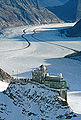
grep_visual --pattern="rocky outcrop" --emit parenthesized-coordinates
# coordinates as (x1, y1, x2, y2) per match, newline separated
(0, 68, 13, 83)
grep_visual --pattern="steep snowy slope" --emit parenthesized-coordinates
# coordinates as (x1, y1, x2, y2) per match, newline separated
(0, 82, 78, 120)
(0, 81, 9, 92)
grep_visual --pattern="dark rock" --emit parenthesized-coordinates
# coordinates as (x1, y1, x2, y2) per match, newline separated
(0, 68, 13, 83)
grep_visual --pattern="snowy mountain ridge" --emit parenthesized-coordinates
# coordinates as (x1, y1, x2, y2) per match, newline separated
(0, 81, 77, 120)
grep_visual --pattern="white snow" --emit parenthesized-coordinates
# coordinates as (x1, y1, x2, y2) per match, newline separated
(0, 23, 81, 118)
(0, 92, 24, 120)
(67, 91, 81, 114)
(0, 82, 77, 120)
(0, 81, 9, 92)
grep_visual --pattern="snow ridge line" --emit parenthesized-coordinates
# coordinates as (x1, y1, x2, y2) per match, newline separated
(32, 29, 79, 53)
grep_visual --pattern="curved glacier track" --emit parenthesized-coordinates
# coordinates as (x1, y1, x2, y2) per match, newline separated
(21, 29, 31, 48)
(32, 29, 79, 53)
(0, 29, 31, 52)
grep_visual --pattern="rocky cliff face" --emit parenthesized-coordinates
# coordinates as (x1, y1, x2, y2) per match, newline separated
(0, 68, 13, 82)
(0, 0, 62, 30)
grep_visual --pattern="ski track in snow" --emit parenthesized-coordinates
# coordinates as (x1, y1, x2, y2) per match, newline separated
(0, 23, 81, 118)
(21, 29, 31, 48)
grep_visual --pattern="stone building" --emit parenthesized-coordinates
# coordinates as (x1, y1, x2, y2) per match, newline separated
(32, 65, 68, 101)
(32, 65, 67, 89)
(32, 65, 48, 83)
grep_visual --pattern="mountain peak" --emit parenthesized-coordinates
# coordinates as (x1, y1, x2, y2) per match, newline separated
(0, 68, 13, 82)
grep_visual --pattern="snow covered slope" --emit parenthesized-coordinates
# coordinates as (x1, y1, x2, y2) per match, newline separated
(0, 81, 9, 92)
(0, 82, 78, 120)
